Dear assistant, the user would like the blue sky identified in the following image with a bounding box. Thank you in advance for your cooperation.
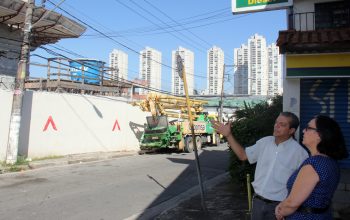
[31,0,287,93]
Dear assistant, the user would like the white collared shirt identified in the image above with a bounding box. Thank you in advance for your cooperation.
[245,136,309,201]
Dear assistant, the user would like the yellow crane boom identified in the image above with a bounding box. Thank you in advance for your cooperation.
[131,92,208,118]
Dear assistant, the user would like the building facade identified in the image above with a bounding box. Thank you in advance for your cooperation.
[248,34,268,95]
[109,49,128,81]
[234,34,282,96]
[277,0,350,166]
[171,47,194,95]
[139,47,162,94]
[207,46,224,95]
[267,43,282,96]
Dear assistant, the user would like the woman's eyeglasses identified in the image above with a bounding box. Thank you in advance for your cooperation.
[305,126,318,132]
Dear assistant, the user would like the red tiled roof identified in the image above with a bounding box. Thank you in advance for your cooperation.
[277,28,350,54]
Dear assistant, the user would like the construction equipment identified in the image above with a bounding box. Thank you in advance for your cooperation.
[131,92,220,152]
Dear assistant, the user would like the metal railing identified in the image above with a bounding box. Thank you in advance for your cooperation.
[288,12,315,31]
[288,11,350,31]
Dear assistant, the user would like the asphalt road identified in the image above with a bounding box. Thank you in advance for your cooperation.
[0,145,230,220]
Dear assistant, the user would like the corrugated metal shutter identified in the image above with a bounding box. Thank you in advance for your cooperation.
[300,78,350,167]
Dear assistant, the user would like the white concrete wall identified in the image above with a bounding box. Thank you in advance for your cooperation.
[283,78,301,115]
[0,89,13,161]
[282,52,301,140]
[1,90,149,160]
[283,78,301,140]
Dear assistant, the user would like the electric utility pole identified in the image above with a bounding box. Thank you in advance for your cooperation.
[218,64,234,123]
[6,0,34,164]
[218,64,225,123]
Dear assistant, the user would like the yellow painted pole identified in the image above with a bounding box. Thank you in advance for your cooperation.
[247,173,252,212]
[177,55,206,211]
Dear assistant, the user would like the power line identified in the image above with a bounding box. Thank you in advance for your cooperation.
[46,0,173,70]
[143,0,212,48]
[39,46,175,94]
[77,1,240,63]
[46,0,225,83]
[1,1,231,89]
[46,0,188,92]
[141,0,235,62]
[0,35,164,93]
[81,7,232,38]
[116,0,207,54]
[32,50,174,95]
[56,0,149,53]
[47,44,84,58]
[109,0,232,79]
[46,0,214,91]
[1,33,226,85]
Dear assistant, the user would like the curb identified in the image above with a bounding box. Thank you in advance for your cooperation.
[124,172,231,220]
[28,152,138,169]
[1,151,139,174]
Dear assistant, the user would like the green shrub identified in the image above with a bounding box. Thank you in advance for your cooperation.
[229,95,282,186]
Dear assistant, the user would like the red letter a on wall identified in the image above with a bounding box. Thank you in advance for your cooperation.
[112,118,121,131]
[43,116,58,131]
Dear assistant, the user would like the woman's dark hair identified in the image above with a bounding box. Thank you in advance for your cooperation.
[280,112,299,139]
[315,115,349,160]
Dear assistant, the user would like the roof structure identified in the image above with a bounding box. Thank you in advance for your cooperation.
[277,28,350,54]
[0,0,86,47]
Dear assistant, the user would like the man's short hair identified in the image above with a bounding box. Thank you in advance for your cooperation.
[279,112,299,137]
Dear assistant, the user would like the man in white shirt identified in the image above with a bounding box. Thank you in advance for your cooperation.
[212,112,309,220]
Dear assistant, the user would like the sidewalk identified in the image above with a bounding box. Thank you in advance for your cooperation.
[154,176,250,220]
[153,171,350,220]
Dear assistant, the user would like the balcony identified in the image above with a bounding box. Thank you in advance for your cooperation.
[278,17,350,54]
[290,1,349,31]
[277,1,350,54]
[288,12,350,32]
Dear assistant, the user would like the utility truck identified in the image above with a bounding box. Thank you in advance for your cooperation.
[131,92,221,153]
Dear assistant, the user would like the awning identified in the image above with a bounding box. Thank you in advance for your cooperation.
[277,28,350,54]
[0,0,86,46]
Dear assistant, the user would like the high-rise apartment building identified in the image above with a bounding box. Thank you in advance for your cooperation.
[248,34,268,95]
[207,46,224,95]
[233,34,282,96]
[172,47,194,95]
[233,44,248,95]
[109,49,128,80]
[139,47,162,94]
[267,43,282,95]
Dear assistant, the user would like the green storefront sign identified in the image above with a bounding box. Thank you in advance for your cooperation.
[236,0,289,8]
[232,0,292,14]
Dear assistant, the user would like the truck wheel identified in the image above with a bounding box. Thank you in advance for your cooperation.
[200,136,207,145]
[216,135,221,147]
[211,133,220,146]
[178,137,185,152]
[185,136,193,153]
[207,135,212,145]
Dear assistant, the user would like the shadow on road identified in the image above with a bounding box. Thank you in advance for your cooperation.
[136,146,233,219]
